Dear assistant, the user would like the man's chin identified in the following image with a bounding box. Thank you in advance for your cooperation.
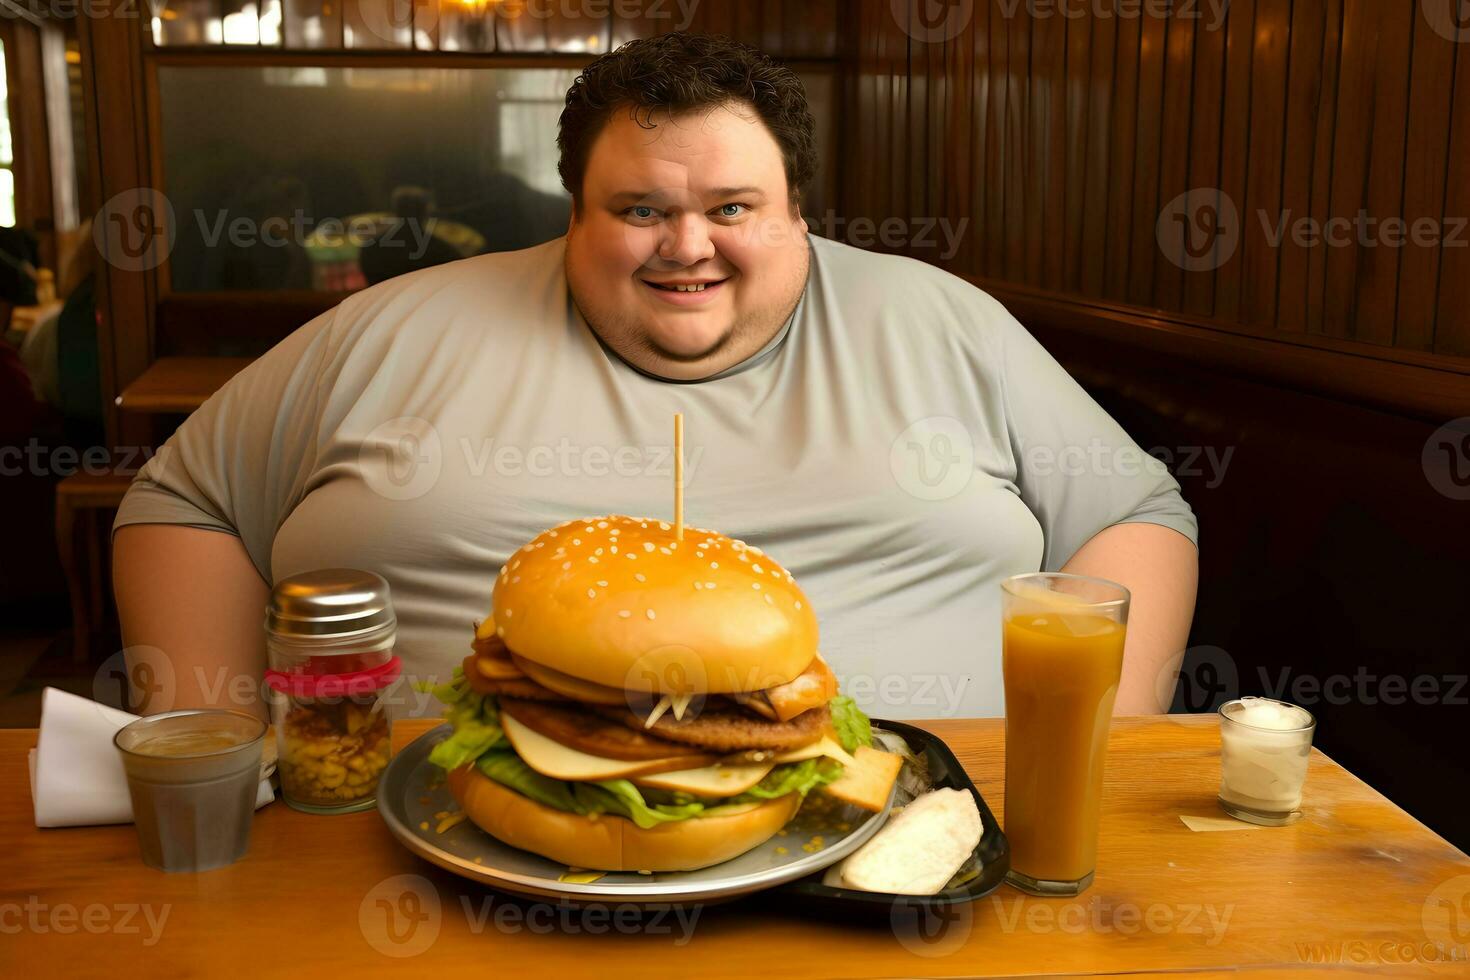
[642,321,736,364]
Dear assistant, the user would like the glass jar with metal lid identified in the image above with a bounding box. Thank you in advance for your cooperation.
[263,569,399,814]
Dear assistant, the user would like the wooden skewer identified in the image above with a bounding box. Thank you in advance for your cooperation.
[674,413,684,542]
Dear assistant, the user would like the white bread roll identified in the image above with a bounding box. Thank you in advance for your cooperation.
[836,787,982,895]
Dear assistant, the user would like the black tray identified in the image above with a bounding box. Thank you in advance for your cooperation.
[776,719,1009,912]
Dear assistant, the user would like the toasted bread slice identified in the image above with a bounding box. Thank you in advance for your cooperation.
[822,745,903,813]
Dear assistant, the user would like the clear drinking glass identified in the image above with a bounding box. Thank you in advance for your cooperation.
[1218,697,1316,826]
[114,709,267,873]
[1002,572,1130,897]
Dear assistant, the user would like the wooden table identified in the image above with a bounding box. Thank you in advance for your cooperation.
[114,357,252,414]
[7,716,1469,977]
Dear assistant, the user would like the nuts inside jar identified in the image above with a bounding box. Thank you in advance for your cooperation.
[277,695,390,806]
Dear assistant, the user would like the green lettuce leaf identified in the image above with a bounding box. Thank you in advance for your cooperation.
[424,667,505,771]
[731,758,844,802]
[475,750,583,812]
[576,781,709,829]
[828,695,874,753]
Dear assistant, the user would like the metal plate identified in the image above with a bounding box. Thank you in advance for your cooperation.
[378,724,895,905]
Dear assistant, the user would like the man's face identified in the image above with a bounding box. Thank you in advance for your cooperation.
[565,101,811,380]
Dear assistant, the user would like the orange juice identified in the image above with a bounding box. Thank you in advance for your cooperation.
[1003,610,1125,888]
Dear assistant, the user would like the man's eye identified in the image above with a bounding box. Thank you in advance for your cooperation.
[624,206,660,221]
[716,204,747,218]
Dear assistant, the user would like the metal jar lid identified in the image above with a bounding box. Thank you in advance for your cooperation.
[266,568,396,641]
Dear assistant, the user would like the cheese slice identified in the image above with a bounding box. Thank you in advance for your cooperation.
[501,713,690,781]
[475,654,525,681]
[633,760,775,797]
[512,654,628,705]
[771,735,858,769]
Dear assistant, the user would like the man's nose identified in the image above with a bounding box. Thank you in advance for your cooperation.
[657,213,715,267]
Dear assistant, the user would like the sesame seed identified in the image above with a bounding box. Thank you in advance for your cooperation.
[659,521,670,530]
[573,538,582,546]
[634,573,646,582]
[589,556,600,564]
[512,559,521,570]
[696,551,704,558]
[610,546,618,554]
[659,547,672,555]
[597,580,608,587]
[562,561,571,570]
[626,553,637,560]
[765,594,774,605]
[618,610,631,618]
[609,528,620,536]
[694,582,703,590]
[752,583,761,590]
[549,531,558,537]
[597,521,608,528]
[534,542,544,548]
[595,548,603,556]
[644,542,655,553]
[496,626,506,637]
[512,576,520,584]
[705,581,716,589]
[584,526,594,533]
[646,609,656,620]
[710,562,719,569]
[587,589,596,599]
[640,522,649,528]
[753,564,764,574]
[504,609,513,617]
[795,601,802,610]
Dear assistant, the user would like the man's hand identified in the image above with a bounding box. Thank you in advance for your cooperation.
[112,524,271,721]
[1059,522,1199,715]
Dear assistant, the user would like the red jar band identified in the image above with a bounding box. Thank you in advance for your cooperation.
[264,656,402,699]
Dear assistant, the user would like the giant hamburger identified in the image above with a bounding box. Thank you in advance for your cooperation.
[426,515,900,872]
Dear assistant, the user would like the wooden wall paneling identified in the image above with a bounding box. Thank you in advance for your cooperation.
[1124,8,1169,307]
[493,1,550,52]
[1304,0,1344,336]
[541,4,608,54]
[946,11,976,276]
[888,4,909,243]
[967,0,991,277]
[1103,9,1141,303]
[1238,0,1291,328]
[3,22,57,270]
[1078,10,1116,299]
[1393,14,1458,352]
[609,2,659,47]
[1435,38,1470,359]
[1061,9,1091,294]
[908,13,930,244]
[1211,0,1257,323]
[1320,0,1379,339]
[1276,0,1330,334]
[1002,6,1029,282]
[784,0,838,60]
[1029,7,1063,289]
[984,0,1008,277]
[1151,11,1198,313]
[1180,9,1226,318]
[1349,2,1416,348]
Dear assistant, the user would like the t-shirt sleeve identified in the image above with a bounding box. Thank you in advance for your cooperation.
[112,308,340,582]
[989,297,1199,572]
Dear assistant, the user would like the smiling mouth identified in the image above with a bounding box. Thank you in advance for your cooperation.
[643,279,729,293]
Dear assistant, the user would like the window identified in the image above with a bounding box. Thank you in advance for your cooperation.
[0,37,16,227]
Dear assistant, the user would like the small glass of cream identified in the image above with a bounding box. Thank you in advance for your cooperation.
[1217,697,1316,826]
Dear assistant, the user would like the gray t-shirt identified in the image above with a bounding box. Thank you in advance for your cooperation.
[116,235,1196,720]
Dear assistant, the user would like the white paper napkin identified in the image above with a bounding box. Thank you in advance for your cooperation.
[28,687,275,828]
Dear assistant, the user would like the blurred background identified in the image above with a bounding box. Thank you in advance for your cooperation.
[0,0,1466,849]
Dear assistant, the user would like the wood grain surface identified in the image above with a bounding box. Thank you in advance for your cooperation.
[6,716,1469,977]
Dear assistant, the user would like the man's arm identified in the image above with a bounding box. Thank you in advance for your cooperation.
[113,524,271,721]
[1059,521,1199,715]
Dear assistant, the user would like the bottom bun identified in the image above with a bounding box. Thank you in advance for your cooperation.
[447,765,801,872]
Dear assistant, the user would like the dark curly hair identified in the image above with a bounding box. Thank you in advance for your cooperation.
[558,33,818,209]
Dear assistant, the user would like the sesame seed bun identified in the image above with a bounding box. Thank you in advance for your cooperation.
[447,763,802,872]
[492,516,817,694]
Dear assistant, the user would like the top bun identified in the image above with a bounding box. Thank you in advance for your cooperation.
[491,516,817,694]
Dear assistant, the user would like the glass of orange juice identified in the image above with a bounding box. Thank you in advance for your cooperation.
[1001,572,1129,896]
